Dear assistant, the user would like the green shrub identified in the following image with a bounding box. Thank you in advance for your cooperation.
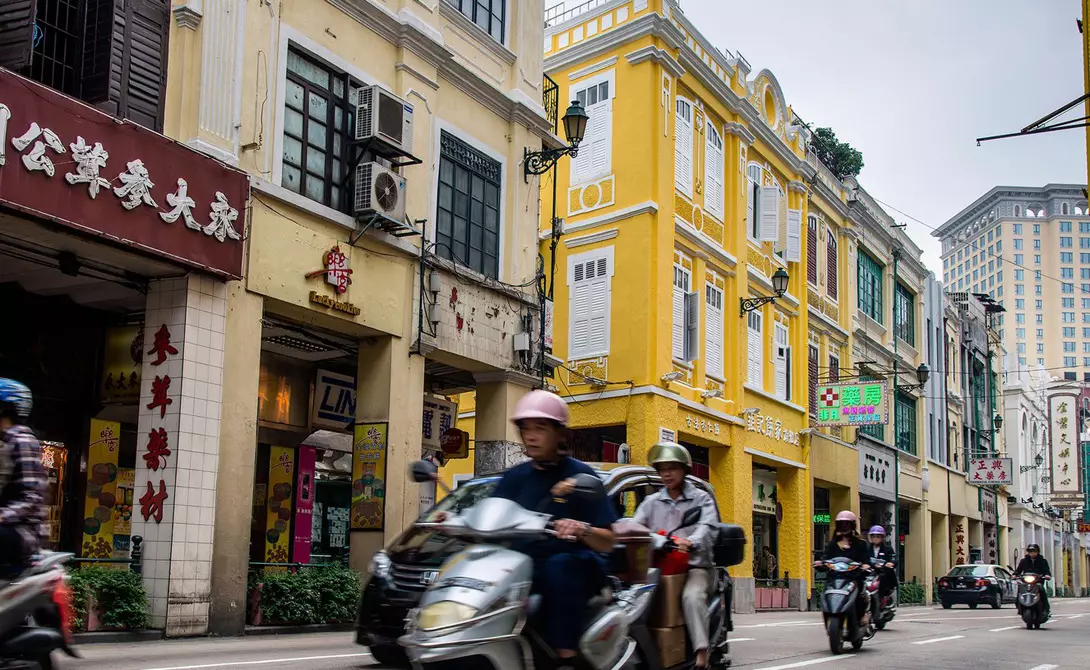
[899,581,925,605]
[252,566,362,626]
[68,567,149,631]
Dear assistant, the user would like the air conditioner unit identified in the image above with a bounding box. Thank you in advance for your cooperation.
[354,162,406,221]
[355,85,414,157]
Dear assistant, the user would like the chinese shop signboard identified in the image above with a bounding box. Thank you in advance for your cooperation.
[0,69,249,278]
[969,458,1013,486]
[814,381,890,427]
[422,395,458,453]
[352,423,389,530]
[1048,390,1081,500]
[82,419,120,559]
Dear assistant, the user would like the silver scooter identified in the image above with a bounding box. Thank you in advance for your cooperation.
[0,551,79,669]
[398,462,656,670]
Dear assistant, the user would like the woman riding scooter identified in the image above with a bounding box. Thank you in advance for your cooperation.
[866,526,896,604]
[815,512,871,617]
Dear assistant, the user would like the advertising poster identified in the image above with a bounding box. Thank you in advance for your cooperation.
[82,419,120,559]
[421,396,458,452]
[265,447,295,564]
[292,446,316,563]
[100,326,143,404]
[112,468,135,557]
[352,423,388,530]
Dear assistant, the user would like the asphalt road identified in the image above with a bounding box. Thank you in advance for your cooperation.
[66,598,1090,670]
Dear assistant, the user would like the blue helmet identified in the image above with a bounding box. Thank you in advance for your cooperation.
[868,525,887,536]
[0,379,32,420]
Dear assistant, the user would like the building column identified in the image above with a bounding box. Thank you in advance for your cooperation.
[130,276,229,636]
[472,373,537,474]
[829,486,858,520]
[208,283,263,635]
[713,434,753,613]
[349,336,425,575]
[951,515,968,566]
[904,504,931,598]
[931,513,950,583]
[777,466,811,611]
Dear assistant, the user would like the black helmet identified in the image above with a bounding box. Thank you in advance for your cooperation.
[1027,544,1040,553]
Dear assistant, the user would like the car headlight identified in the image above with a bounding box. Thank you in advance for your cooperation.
[370,551,392,580]
[417,601,478,630]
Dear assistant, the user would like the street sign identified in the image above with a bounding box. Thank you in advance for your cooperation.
[1048,391,1080,495]
[968,458,1012,486]
[813,381,890,427]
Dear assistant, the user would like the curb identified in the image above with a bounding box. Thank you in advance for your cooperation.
[74,630,163,645]
[244,623,354,636]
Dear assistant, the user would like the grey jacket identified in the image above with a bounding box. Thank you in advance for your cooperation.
[633,482,719,568]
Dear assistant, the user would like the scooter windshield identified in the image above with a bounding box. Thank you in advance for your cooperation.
[457,497,549,536]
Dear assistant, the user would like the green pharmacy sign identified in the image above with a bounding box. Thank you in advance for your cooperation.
[814,381,890,427]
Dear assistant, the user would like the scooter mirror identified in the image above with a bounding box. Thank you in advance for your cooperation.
[671,507,702,534]
[569,473,606,500]
[409,460,438,483]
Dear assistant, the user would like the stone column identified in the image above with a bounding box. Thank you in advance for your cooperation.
[473,373,537,474]
[131,275,229,636]
[931,512,950,582]
[715,440,753,613]
[904,504,930,596]
[208,282,263,635]
[777,466,811,612]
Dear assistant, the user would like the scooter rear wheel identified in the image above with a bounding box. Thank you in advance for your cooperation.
[827,616,844,655]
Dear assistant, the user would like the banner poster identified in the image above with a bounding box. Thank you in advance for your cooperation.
[292,446,317,563]
[265,446,295,564]
[82,419,120,559]
[351,423,389,530]
[112,468,135,557]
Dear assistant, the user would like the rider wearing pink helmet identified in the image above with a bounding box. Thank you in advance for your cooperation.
[817,510,869,566]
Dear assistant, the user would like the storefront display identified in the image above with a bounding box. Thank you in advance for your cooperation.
[265,447,295,564]
[351,423,388,530]
[81,419,121,559]
[39,442,67,550]
[292,446,316,563]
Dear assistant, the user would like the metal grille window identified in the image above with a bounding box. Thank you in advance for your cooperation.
[894,392,917,455]
[30,0,82,96]
[857,248,883,323]
[282,48,358,211]
[437,131,501,278]
[894,282,915,346]
[444,0,505,43]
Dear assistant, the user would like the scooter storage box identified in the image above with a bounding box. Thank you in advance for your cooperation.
[649,573,686,628]
[650,626,687,667]
[714,523,746,567]
[611,518,653,584]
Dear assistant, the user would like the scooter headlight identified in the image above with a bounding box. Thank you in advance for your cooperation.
[1023,575,1036,584]
[418,601,478,630]
[370,551,392,580]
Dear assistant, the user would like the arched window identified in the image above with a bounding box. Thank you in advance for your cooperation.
[1062,202,1070,216]
[1014,205,1022,218]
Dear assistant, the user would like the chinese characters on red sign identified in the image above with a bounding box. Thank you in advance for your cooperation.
[139,325,177,523]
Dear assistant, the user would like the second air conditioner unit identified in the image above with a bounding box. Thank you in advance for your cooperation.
[355,85,414,157]
[354,162,407,221]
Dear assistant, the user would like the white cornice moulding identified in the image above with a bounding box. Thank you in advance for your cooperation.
[562,200,659,236]
[569,56,619,81]
[564,228,619,248]
[174,3,202,30]
[723,122,756,145]
[674,218,737,270]
[625,46,685,79]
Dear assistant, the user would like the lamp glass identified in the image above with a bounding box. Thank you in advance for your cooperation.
[993,413,1003,430]
[771,267,789,296]
[915,363,930,385]
[1034,453,1044,467]
[562,100,589,146]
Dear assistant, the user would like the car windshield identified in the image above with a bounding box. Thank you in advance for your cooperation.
[948,566,991,577]
[422,479,499,519]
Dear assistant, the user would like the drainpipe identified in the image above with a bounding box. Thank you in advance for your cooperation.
[892,248,902,589]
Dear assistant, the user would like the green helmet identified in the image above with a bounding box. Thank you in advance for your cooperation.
[647,441,692,470]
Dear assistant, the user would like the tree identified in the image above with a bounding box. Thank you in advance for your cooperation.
[808,127,864,181]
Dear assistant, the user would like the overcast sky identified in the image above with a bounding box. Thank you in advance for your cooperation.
[680,0,1087,273]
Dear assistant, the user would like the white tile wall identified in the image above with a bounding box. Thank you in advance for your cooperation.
[130,275,228,635]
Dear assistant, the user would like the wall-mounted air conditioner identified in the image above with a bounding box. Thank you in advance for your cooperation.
[355,85,414,157]
[354,162,406,221]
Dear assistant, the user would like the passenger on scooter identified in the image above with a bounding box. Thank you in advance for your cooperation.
[633,442,719,670]
[1014,544,1051,617]
[490,390,618,667]
[0,379,45,576]
[866,525,896,603]
[815,512,871,618]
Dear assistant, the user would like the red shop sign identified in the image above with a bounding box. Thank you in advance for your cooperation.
[0,69,249,278]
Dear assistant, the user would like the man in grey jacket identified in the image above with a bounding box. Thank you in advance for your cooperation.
[634,442,719,670]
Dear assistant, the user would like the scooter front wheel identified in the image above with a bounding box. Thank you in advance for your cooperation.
[827,615,844,655]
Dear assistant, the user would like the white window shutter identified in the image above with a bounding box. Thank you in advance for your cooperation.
[568,255,611,359]
[675,103,693,196]
[774,323,788,400]
[705,126,724,218]
[705,289,723,379]
[747,312,763,387]
[672,286,685,360]
[684,291,699,362]
[590,99,613,178]
[786,208,803,263]
[569,267,591,359]
[760,185,779,241]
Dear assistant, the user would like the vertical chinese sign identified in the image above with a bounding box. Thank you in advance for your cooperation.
[82,419,120,559]
[421,396,457,455]
[140,325,179,526]
[352,423,389,530]
[953,522,967,565]
[292,446,316,564]
[265,447,294,564]
[1049,391,1081,497]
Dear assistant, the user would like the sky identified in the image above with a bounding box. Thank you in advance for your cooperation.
[680,0,1087,273]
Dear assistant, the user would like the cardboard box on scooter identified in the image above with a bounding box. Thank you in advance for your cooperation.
[650,573,686,628]
[650,626,687,667]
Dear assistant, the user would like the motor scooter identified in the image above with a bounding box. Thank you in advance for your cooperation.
[1015,573,1050,629]
[0,551,79,669]
[864,557,896,631]
[815,558,872,655]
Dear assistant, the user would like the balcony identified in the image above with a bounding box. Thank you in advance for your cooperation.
[545,0,615,28]
[543,74,559,135]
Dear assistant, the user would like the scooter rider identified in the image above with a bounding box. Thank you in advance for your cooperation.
[1014,544,1052,617]
[866,525,896,603]
[633,442,719,670]
[489,390,617,668]
[0,379,45,575]
[815,512,871,618]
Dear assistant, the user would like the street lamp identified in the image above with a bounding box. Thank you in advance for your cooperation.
[524,100,590,181]
[980,413,1003,438]
[740,267,789,315]
[1020,452,1045,474]
[897,363,931,392]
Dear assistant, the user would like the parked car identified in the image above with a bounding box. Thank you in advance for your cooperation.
[355,463,720,667]
[937,564,1016,609]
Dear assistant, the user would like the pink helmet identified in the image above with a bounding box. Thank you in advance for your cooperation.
[835,510,857,523]
[511,390,570,426]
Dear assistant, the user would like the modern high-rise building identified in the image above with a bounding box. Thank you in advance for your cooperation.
[934,185,1090,380]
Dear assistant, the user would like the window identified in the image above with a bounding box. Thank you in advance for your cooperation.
[444,0,506,43]
[675,98,694,197]
[1060,237,1071,248]
[1081,237,1090,249]
[1015,299,1025,309]
[1065,342,1076,353]
[1038,343,1045,354]
[894,282,915,345]
[1014,223,1023,234]
[1013,238,1023,250]
[1017,343,1026,354]
[860,423,884,442]
[1085,328,1090,338]
[988,230,993,242]
[1061,220,1072,232]
[829,355,840,383]
[672,256,697,362]
[1064,312,1076,323]
[1036,284,1043,295]
[1034,223,1040,234]
[705,280,724,379]
[895,392,917,455]
[1068,326,1080,337]
[858,249,883,323]
[1083,268,1090,279]
[808,344,820,414]
[807,216,819,286]
[704,121,725,219]
[1015,269,1024,280]
[1062,252,1074,263]
[282,48,360,210]
[1014,254,1024,265]
[774,322,791,401]
[570,74,613,184]
[1036,270,1042,280]
[1038,314,1045,324]
[1065,356,1077,367]
[437,131,502,277]
[1064,298,1076,308]
[747,163,763,240]
[747,310,763,387]
[1063,268,1075,279]
[1017,328,1025,338]
[567,249,613,359]
[988,260,994,272]
[1016,313,1025,324]
[1015,284,1024,295]
[1084,342,1090,353]
[1036,299,1043,309]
